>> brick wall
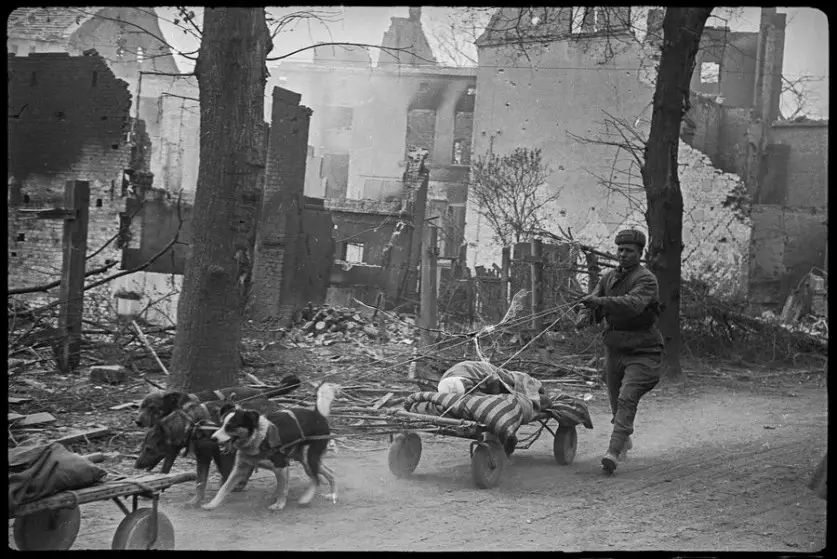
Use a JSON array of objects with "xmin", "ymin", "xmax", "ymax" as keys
[
  {"xmin": 326, "ymin": 201, "xmax": 412, "ymax": 307},
  {"xmin": 748, "ymin": 205, "xmax": 827, "ymax": 312},
  {"xmin": 8, "ymin": 52, "xmax": 133, "ymax": 305},
  {"xmin": 251, "ymin": 87, "xmax": 314, "ymax": 325},
  {"xmin": 769, "ymin": 121, "xmax": 828, "ymax": 208}
]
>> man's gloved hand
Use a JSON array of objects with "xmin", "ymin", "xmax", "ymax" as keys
[{"xmin": 580, "ymin": 295, "xmax": 603, "ymax": 308}]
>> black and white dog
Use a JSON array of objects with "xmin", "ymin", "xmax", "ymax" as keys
[{"xmin": 201, "ymin": 383, "xmax": 340, "ymax": 512}]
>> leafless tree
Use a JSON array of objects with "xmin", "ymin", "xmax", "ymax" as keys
[
  {"xmin": 468, "ymin": 147, "xmax": 558, "ymax": 246},
  {"xmin": 425, "ymin": 8, "xmax": 492, "ymax": 66},
  {"xmin": 437, "ymin": 7, "xmax": 725, "ymax": 380},
  {"xmin": 779, "ymin": 74, "xmax": 823, "ymax": 121},
  {"xmin": 10, "ymin": 6, "xmax": 434, "ymax": 387}
]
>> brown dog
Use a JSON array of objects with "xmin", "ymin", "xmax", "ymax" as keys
[
  {"xmin": 135, "ymin": 398, "xmax": 284, "ymax": 507},
  {"xmin": 135, "ymin": 373, "xmax": 301, "ymax": 429}
]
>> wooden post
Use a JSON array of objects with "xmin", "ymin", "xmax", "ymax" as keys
[
  {"xmin": 420, "ymin": 226, "xmax": 438, "ymax": 349},
  {"xmin": 586, "ymin": 251, "xmax": 601, "ymax": 293},
  {"xmin": 501, "ymin": 245, "xmax": 511, "ymax": 309},
  {"xmin": 530, "ymin": 239, "xmax": 543, "ymax": 332},
  {"xmin": 57, "ymin": 180, "xmax": 90, "ymax": 373}
]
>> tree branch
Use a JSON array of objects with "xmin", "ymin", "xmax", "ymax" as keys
[
  {"xmin": 70, "ymin": 7, "xmax": 198, "ymax": 61},
  {"xmin": 8, "ymin": 261, "xmax": 119, "ymax": 296},
  {"xmin": 266, "ymin": 41, "xmax": 436, "ymax": 65}
]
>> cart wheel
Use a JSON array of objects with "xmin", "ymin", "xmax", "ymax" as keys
[
  {"xmin": 553, "ymin": 425, "xmax": 578, "ymax": 465},
  {"xmin": 111, "ymin": 508, "xmax": 175, "ymax": 550},
  {"xmin": 13, "ymin": 506, "xmax": 81, "ymax": 550},
  {"xmin": 388, "ymin": 432, "xmax": 422, "ymax": 478},
  {"xmin": 471, "ymin": 441, "xmax": 505, "ymax": 489}
]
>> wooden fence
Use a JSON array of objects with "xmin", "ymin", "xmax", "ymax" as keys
[{"xmin": 436, "ymin": 240, "xmax": 603, "ymax": 330}]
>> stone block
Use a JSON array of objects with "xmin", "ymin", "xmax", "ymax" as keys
[{"xmin": 89, "ymin": 364, "xmax": 128, "ymax": 385}]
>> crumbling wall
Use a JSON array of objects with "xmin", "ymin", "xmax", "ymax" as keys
[
  {"xmin": 8, "ymin": 52, "xmax": 134, "ymax": 303},
  {"xmin": 677, "ymin": 142, "xmax": 752, "ymax": 297},
  {"xmin": 251, "ymin": 87, "xmax": 315, "ymax": 325},
  {"xmin": 467, "ymin": 32, "xmax": 655, "ymax": 270},
  {"xmin": 768, "ymin": 121, "xmax": 828, "ymax": 208},
  {"xmin": 327, "ymin": 199, "xmax": 404, "ymax": 265},
  {"xmin": 748, "ymin": 206, "xmax": 827, "ymax": 313},
  {"xmin": 466, "ymin": 138, "xmax": 751, "ymax": 298}
]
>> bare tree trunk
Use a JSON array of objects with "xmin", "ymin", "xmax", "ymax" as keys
[
  {"xmin": 170, "ymin": 8, "xmax": 271, "ymax": 392},
  {"xmin": 642, "ymin": 7, "xmax": 712, "ymax": 381}
]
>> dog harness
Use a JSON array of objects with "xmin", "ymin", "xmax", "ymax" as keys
[
  {"xmin": 259, "ymin": 409, "xmax": 306, "ymax": 454},
  {"xmin": 177, "ymin": 404, "xmax": 216, "ymax": 458}
]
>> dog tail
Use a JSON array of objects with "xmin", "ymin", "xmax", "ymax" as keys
[
  {"xmin": 258, "ymin": 374, "xmax": 302, "ymax": 400},
  {"xmin": 315, "ymin": 382, "xmax": 339, "ymax": 418}
]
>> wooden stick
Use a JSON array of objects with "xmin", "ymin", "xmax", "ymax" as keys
[
  {"xmin": 245, "ymin": 372, "xmax": 267, "ymax": 386},
  {"xmin": 132, "ymin": 320, "xmax": 169, "ymax": 375}
]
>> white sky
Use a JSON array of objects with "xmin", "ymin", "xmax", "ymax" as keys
[{"xmin": 156, "ymin": 7, "xmax": 828, "ymax": 119}]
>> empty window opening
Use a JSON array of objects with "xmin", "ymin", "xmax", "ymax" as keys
[
  {"xmin": 405, "ymin": 109, "xmax": 436, "ymax": 156},
  {"xmin": 116, "ymin": 213, "xmax": 132, "ymax": 249},
  {"xmin": 23, "ymin": 194, "xmax": 30, "ymax": 203},
  {"xmin": 112, "ymin": 143, "xmax": 120, "ymax": 149},
  {"xmin": 344, "ymin": 242, "xmax": 364, "ymax": 263},
  {"xmin": 17, "ymin": 233, "xmax": 25, "ymax": 241},
  {"xmin": 96, "ymin": 198, "xmax": 103, "ymax": 207},
  {"xmin": 122, "ymin": 170, "xmax": 134, "ymax": 196},
  {"xmin": 11, "ymin": 252, "xmax": 17, "ymax": 257},
  {"xmin": 452, "ymin": 140, "xmax": 466, "ymax": 165},
  {"xmin": 136, "ymin": 46, "xmax": 144, "ymax": 64},
  {"xmin": 466, "ymin": 86, "xmax": 476, "ymax": 96},
  {"xmin": 92, "ymin": 71, "xmax": 98, "ymax": 87},
  {"xmin": 700, "ymin": 62, "xmax": 720, "ymax": 84}
]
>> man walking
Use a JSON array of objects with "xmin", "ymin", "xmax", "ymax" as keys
[{"xmin": 576, "ymin": 229, "xmax": 664, "ymax": 474}]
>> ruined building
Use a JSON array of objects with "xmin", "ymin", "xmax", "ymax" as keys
[
  {"xmin": 7, "ymin": 7, "xmax": 191, "ymax": 195},
  {"xmin": 681, "ymin": 8, "xmax": 827, "ymax": 312},
  {"xmin": 274, "ymin": 7, "xmax": 475, "ymax": 280},
  {"xmin": 465, "ymin": 7, "xmax": 826, "ymax": 310},
  {"xmin": 7, "ymin": 52, "xmax": 140, "ymax": 301}
]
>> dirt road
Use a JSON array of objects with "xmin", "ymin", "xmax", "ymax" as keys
[{"xmin": 10, "ymin": 380, "xmax": 827, "ymax": 551}]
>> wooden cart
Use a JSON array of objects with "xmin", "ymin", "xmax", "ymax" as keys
[
  {"xmin": 384, "ymin": 409, "xmax": 578, "ymax": 489},
  {"xmin": 10, "ymin": 471, "xmax": 196, "ymax": 550}
]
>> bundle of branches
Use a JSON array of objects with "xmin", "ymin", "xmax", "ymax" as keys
[{"xmin": 680, "ymin": 278, "xmax": 828, "ymax": 365}]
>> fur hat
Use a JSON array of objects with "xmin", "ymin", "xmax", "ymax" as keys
[{"xmin": 615, "ymin": 229, "xmax": 646, "ymax": 248}]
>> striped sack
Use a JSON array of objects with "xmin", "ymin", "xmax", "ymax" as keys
[
  {"xmin": 404, "ymin": 391, "xmax": 524, "ymax": 442},
  {"xmin": 541, "ymin": 394, "xmax": 594, "ymax": 429}
]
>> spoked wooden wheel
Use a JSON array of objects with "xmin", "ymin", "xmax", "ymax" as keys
[
  {"xmin": 13, "ymin": 506, "xmax": 81, "ymax": 550},
  {"xmin": 553, "ymin": 425, "xmax": 578, "ymax": 465},
  {"xmin": 111, "ymin": 508, "xmax": 175, "ymax": 550},
  {"xmin": 470, "ymin": 440, "xmax": 506, "ymax": 489},
  {"xmin": 388, "ymin": 432, "xmax": 422, "ymax": 478}
]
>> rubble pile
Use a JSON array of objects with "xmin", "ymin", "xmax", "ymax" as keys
[{"xmin": 283, "ymin": 304, "xmax": 420, "ymax": 348}]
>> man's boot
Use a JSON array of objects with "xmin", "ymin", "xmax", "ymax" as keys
[
  {"xmin": 601, "ymin": 451, "xmax": 619, "ymax": 474},
  {"xmin": 618, "ymin": 436, "xmax": 633, "ymax": 459},
  {"xmin": 602, "ymin": 435, "xmax": 630, "ymax": 473}
]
